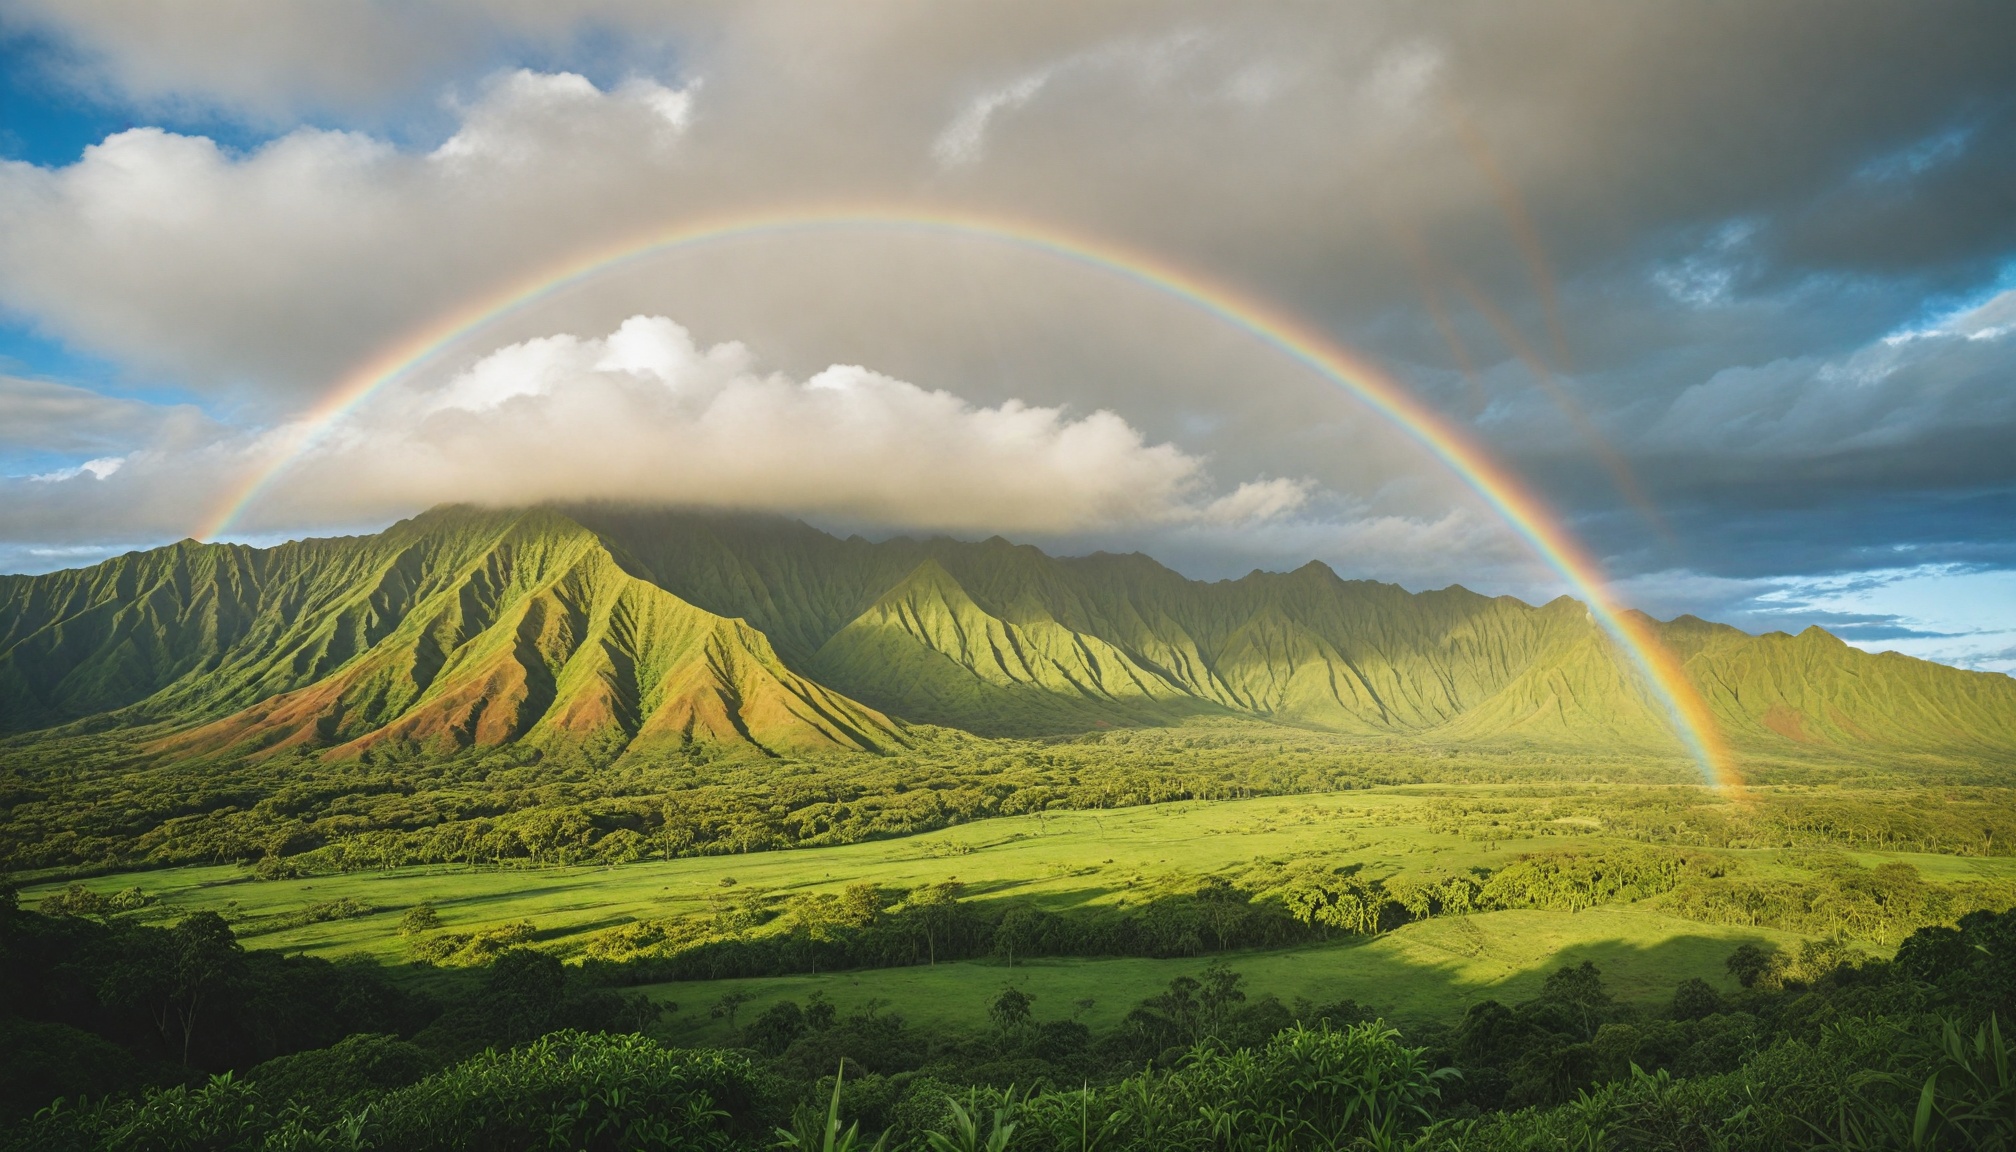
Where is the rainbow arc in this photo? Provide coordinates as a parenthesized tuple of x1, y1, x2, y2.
(195, 208, 1737, 789)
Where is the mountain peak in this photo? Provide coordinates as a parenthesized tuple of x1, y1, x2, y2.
(3, 505, 2011, 764)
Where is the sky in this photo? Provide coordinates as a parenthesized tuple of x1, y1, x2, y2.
(0, 1, 2011, 674)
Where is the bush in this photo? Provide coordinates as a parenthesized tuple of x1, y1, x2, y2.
(245, 1033, 436, 1119)
(0, 1074, 271, 1152)
(38, 884, 109, 918)
(1671, 977, 1724, 1021)
(410, 921, 536, 966)
(370, 1030, 768, 1151)
(0, 1017, 153, 1121)
(987, 1022, 1455, 1152)
(398, 904, 442, 935)
(1726, 942, 1777, 988)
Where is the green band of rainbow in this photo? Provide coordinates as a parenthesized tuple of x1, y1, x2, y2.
(195, 208, 1736, 788)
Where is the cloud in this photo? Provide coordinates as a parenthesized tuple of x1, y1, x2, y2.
(934, 72, 1050, 167)
(273, 315, 1312, 535)
(29, 455, 122, 482)
(0, 374, 201, 452)
(1615, 562, 2016, 675)
(0, 316, 1315, 548)
(2, 2, 2016, 658)
(1639, 287, 2016, 468)
(0, 0, 632, 122)
(436, 69, 693, 163)
(8, 6, 2015, 432)
(0, 69, 697, 401)
(931, 30, 1208, 168)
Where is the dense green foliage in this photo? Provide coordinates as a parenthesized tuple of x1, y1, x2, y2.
(11, 721, 2016, 878)
(0, 502, 1704, 744)
(0, 896, 421, 1119)
(495, 843, 2013, 982)
(0, 723, 1502, 873)
(5, 892, 2014, 1150)
(6, 504, 2014, 896)
(6, 507, 2016, 1148)
(8, 1031, 769, 1152)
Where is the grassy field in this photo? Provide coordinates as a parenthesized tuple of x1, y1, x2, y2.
(635, 905, 1812, 1043)
(30, 783, 2009, 1039)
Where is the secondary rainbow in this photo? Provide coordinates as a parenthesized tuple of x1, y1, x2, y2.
(195, 207, 1738, 789)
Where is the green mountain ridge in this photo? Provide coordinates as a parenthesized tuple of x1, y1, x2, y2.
(0, 508, 902, 760)
(2, 503, 2013, 767)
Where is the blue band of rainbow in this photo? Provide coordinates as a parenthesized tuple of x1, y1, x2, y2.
(196, 209, 1736, 789)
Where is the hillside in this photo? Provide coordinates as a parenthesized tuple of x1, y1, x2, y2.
(0, 508, 901, 760)
(1, 504, 2013, 766)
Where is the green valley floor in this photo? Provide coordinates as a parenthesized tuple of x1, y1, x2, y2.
(28, 783, 2008, 1041)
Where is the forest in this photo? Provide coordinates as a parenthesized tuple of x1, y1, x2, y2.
(6, 514, 2016, 1149)
(10, 726, 2016, 1148)
(9, 718, 2015, 879)
(7, 0, 2016, 1141)
(3, 878, 2013, 1151)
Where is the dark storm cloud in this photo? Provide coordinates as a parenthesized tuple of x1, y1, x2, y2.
(0, 374, 169, 452)
(0, 0, 2010, 649)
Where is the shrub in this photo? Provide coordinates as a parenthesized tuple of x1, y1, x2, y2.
(0, 1017, 150, 1122)
(993, 1022, 1456, 1152)
(245, 1033, 436, 1120)
(1671, 977, 1724, 1021)
(398, 904, 442, 935)
(370, 1030, 767, 1151)
(38, 884, 109, 918)
(409, 921, 536, 966)
(0, 1074, 270, 1152)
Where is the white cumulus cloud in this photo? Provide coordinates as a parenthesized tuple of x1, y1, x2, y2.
(29, 456, 124, 483)
(0, 69, 700, 401)
(243, 315, 1312, 536)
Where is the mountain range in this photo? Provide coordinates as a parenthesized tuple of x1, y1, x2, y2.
(3, 504, 2013, 767)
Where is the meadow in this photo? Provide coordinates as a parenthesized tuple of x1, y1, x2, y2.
(30, 782, 2009, 1042)
(13, 776, 2016, 1152)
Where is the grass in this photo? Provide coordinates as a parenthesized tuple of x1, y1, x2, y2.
(641, 906, 1812, 1044)
(28, 783, 2012, 1036)
(21, 786, 1625, 957)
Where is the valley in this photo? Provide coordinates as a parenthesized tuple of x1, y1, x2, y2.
(5, 509, 2015, 1150)
(21, 783, 2015, 1040)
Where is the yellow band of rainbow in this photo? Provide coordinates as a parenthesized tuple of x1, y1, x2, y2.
(195, 208, 1736, 789)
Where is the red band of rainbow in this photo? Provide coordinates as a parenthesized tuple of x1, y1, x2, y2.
(195, 209, 1736, 789)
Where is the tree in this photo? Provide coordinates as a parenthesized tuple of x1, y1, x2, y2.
(170, 912, 248, 1066)
(786, 896, 838, 975)
(1670, 977, 1723, 1021)
(1197, 962, 1248, 1040)
(655, 803, 701, 861)
(710, 989, 755, 1036)
(1194, 877, 1248, 951)
(989, 987, 1035, 1033)
(909, 882, 965, 966)
(1726, 942, 1778, 989)
(1145, 975, 1203, 1047)
(995, 906, 1044, 968)
(484, 948, 567, 1044)
(399, 903, 442, 935)
(804, 992, 837, 1032)
(1537, 962, 1612, 1042)
(744, 1000, 807, 1057)
(597, 828, 648, 865)
(40, 883, 110, 919)
(839, 884, 885, 928)
(104, 911, 247, 1066)
(517, 809, 593, 866)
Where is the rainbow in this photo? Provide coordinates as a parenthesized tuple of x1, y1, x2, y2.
(195, 207, 1737, 789)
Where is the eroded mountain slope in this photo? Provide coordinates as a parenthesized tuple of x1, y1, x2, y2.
(3, 504, 2012, 765)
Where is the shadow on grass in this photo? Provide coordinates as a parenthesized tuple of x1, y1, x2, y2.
(644, 909, 1791, 1045)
